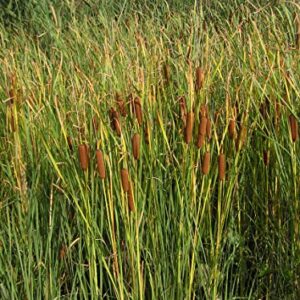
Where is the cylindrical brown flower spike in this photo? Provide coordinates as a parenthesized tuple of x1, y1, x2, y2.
(289, 114, 298, 142)
(134, 97, 143, 126)
(96, 150, 105, 179)
(78, 144, 89, 171)
(196, 133, 205, 149)
(121, 168, 129, 192)
(127, 181, 135, 212)
(144, 124, 150, 145)
(185, 111, 194, 144)
(110, 108, 122, 136)
(202, 151, 210, 175)
(263, 150, 269, 166)
(228, 119, 236, 139)
(132, 133, 140, 160)
(206, 118, 211, 140)
(199, 117, 207, 136)
(218, 153, 226, 181)
(195, 67, 204, 92)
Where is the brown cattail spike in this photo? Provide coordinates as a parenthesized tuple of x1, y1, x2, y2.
(144, 124, 150, 145)
(228, 119, 236, 139)
(202, 151, 210, 175)
(206, 118, 211, 140)
(116, 93, 127, 117)
(195, 67, 204, 92)
(110, 108, 122, 136)
(96, 150, 106, 179)
(197, 133, 205, 149)
(185, 112, 194, 144)
(289, 114, 298, 142)
(263, 150, 269, 166)
(218, 153, 226, 181)
(132, 133, 140, 160)
(121, 168, 129, 192)
(78, 144, 89, 171)
(127, 181, 135, 212)
(199, 117, 207, 136)
(67, 136, 73, 151)
(134, 97, 143, 126)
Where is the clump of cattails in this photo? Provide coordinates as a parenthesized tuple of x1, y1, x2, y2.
(228, 119, 236, 139)
(202, 151, 210, 175)
(179, 96, 187, 126)
(195, 67, 205, 92)
(110, 108, 122, 136)
(116, 93, 127, 117)
(218, 153, 226, 181)
(134, 97, 143, 126)
(127, 181, 135, 212)
(132, 133, 140, 160)
(78, 144, 89, 171)
(289, 114, 298, 142)
(185, 111, 194, 144)
(121, 168, 129, 192)
(96, 150, 106, 179)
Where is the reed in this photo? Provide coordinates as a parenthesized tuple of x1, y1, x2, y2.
(96, 150, 106, 179)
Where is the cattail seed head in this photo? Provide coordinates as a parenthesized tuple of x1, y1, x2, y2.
(185, 112, 194, 144)
(218, 153, 226, 181)
(199, 117, 207, 136)
(289, 114, 298, 142)
(96, 150, 105, 179)
(195, 67, 204, 91)
(134, 97, 143, 126)
(179, 96, 187, 126)
(196, 133, 205, 149)
(206, 118, 211, 140)
(132, 133, 140, 160)
(202, 151, 210, 175)
(116, 93, 127, 117)
(263, 150, 269, 166)
(144, 124, 150, 145)
(127, 181, 135, 212)
(78, 144, 89, 171)
(228, 119, 236, 139)
(121, 168, 129, 192)
(110, 108, 122, 136)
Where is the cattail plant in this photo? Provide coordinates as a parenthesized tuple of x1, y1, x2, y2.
(289, 114, 298, 142)
(96, 150, 106, 179)
(144, 123, 150, 145)
(218, 153, 226, 181)
(195, 67, 204, 92)
(92, 116, 99, 133)
(236, 125, 247, 150)
(196, 133, 205, 149)
(78, 144, 89, 171)
(202, 151, 210, 175)
(185, 111, 194, 144)
(200, 104, 208, 118)
(199, 117, 207, 136)
(132, 133, 140, 160)
(206, 118, 211, 140)
(121, 168, 129, 192)
(134, 97, 143, 126)
(110, 108, 122, 136)
(127, 181, 135, 212)
(263, 150, 269, 166)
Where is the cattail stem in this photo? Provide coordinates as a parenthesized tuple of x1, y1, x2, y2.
(96, 150, 106, 179)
